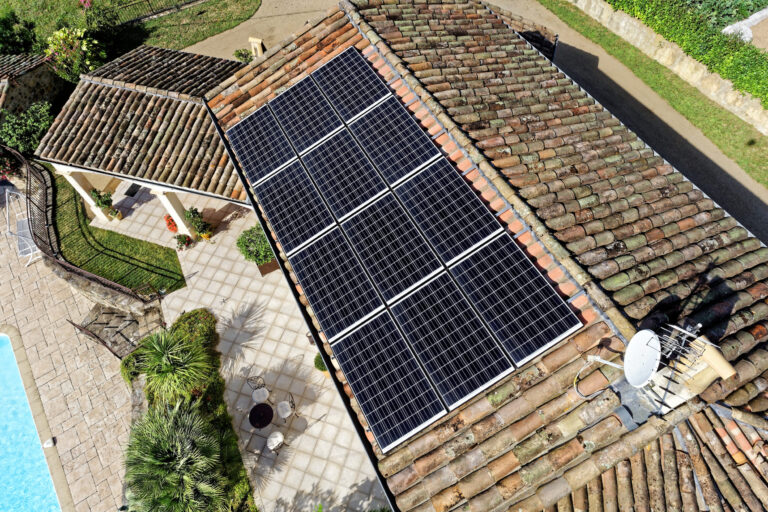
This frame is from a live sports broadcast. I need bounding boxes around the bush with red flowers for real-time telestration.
[0,155,21,181]
[164,214,178,233]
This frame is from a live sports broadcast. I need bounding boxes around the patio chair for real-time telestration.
[5,189,41,267]
[276,393,299,423]
[266,430,287,454]
[247,375,272,404]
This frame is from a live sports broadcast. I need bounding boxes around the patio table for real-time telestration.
[248,403,273,429]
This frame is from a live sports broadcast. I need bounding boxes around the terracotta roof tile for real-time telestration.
[36,46,246,200]
[0,54,46,80]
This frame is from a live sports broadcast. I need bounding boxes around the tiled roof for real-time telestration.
[88,45,242,99]
[206,2,768,511]
[0,54,46,81]
[36,46,247,201]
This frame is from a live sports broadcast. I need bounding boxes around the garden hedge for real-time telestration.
[607,0,768,108]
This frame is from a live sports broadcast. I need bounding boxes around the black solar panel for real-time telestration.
[289,229,383,340]
[312,48,391,121]
[269,77,342,153]
[254,161,334,254]
[301,130,387,219]
[396,158,502,263]
[391,273,512,407]
[343,194,442,301]
[451,234,582,364]
[332,312,446,452]
[227,106,295,183]
[350,96,439,185]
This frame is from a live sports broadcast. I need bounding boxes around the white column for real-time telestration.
[57,168,110,222]
[150,188,193,237]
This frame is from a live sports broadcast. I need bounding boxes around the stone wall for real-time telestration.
[0,65,66,118]
[567,0,768,136]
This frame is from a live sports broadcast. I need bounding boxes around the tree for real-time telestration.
[133,330,216,404]
[0,102,53,155]
[44,27,105,83]
[125,402,227,512]
[0,9,36,54]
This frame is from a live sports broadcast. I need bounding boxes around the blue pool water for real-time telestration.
[0,334,61,511]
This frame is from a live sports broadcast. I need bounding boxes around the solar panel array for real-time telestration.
[227,47,582,452]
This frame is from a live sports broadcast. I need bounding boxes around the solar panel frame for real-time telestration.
[342,194,443,302]
[331,312,447,452]
[311,48,391,122]
[301,130,388,219]
[390,272,513,408]
[450,234,583,365]
[269,77,343,153]
[289,228,384,341]
[395,158,503,263]
[349,96,440,185]
[253,160,334,254]
[226,105,295,184]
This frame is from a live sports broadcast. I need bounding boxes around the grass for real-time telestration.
[50,168,185,294]
[139,0,261,50]
[6,0,261,55]
[535,0,768,188]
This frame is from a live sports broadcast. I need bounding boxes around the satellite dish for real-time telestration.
[624,329,661,388]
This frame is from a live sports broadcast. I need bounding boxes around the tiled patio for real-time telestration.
[0,184,131,512]
[103,181,389,510]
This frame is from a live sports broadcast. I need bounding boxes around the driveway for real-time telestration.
[186,0,339,59]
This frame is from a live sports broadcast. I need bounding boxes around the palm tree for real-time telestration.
[125,402,227,512]
[135,330,215,403]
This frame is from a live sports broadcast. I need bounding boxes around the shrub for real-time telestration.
[607,0,768,108]
[314,353,327,372]
[682,0,768,28]
[133,330,216,403]
[236,225,273,265]
[120,351,140,385]
[175,234,193,250]
[233,48,253,63]
[89,188,112,208]
[172,309,217,348]
[184,206,212,237]
[0,102,53,155]
[125,402,227,512]
[0,9,36,54]
[0,155,21,181]
[44,27,105,83]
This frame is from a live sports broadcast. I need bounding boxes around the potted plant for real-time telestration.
[90,188,121,220]
[236,225,277,276]
[164,214,178,233]
[0,155,22,187]
[314,353,329,378]
[175,234,193,251]
[184,207,213,240]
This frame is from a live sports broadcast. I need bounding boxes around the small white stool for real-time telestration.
[251,387,269,404]
[267,431,284,453]
[276,401,293,422]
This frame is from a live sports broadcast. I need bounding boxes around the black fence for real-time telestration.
[112,0,202,25]
[4,146,156,304]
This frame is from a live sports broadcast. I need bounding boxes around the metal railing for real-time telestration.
[0,145,156,304]
[112,0,203,25]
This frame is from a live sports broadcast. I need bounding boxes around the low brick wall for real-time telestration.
[567,0,768,136]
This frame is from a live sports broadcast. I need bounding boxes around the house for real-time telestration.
[0,54,64,120]
[35,45,245,233]
[204,1,768,511]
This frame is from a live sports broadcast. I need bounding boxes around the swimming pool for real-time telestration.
[0,334,61,511]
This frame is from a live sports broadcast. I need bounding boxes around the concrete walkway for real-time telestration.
[186,0,339,59]
[493,0,768,243]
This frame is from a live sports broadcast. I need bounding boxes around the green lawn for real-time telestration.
[536,0,768,189]
[6,0,261,54]
[51,169,185,294]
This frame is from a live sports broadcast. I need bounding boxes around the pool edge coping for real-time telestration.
[1,324,76,512]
